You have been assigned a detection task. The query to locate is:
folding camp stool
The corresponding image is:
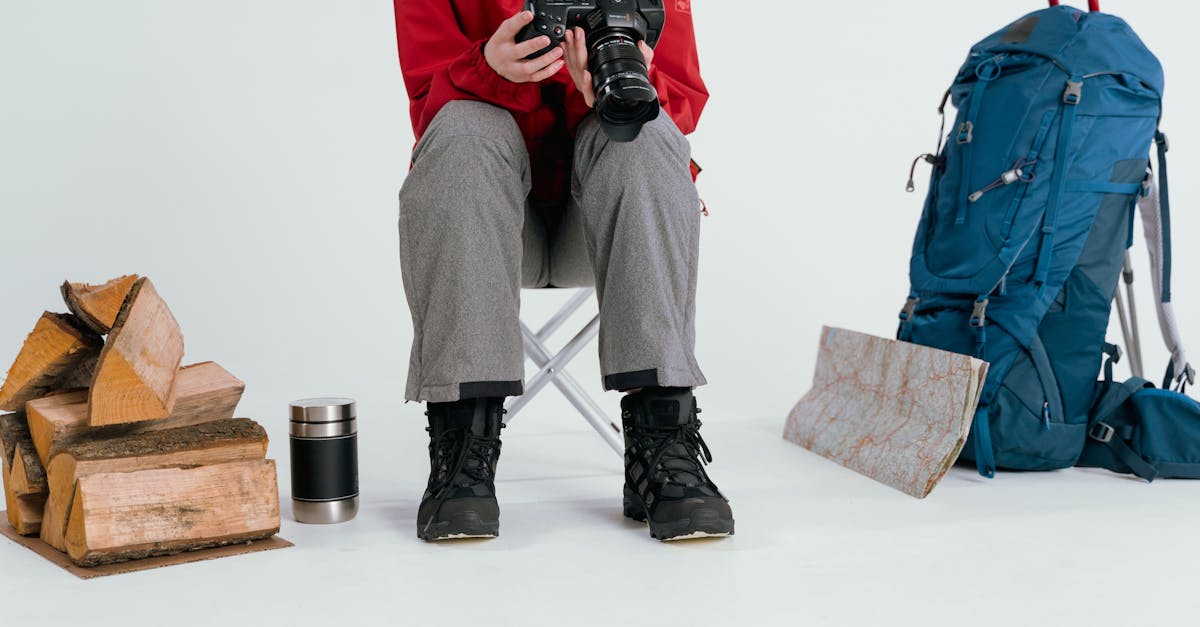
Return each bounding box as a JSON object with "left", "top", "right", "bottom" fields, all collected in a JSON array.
[{"left": 502, "top": 288, "right": 624, "bottom": 456}]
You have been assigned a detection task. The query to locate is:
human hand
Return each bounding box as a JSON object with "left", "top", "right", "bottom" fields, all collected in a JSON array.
[
  {"left": 563, "top": 27, "right": 654, "bottom": 108},
  {"left": 484, "top": 11, "right": 565, "bottom": 83}
]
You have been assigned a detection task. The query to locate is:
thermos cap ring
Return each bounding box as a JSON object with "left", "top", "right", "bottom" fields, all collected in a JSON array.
[{"left": 290, "top": 397, "right": 356, "bottom": 423}]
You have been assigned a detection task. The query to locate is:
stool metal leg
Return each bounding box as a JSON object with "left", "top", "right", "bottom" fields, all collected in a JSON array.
[
  {"left": 516, "top": 321, "right": 622, "bottom": 453},
  {"left": 535, "top": 289, "right": 594, "bottom": 341},
  {"left": 504, "top": 293, "right": 624, "bottom": 455}
]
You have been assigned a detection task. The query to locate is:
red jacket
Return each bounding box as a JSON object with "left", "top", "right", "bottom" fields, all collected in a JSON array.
[{"left": 393, "top": 0, "right": 708, "bottom": 202}]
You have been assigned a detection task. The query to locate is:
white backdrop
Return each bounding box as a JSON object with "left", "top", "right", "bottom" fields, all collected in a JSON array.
[
  {"left": 0, "top": 2, "right": 1198, "bottom": 622},
  {"left": 1, "top": 1, "right": 1194, "bottom": 426}
]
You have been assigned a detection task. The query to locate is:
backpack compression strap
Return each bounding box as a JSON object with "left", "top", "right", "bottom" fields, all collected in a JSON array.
[{"left": 1138, "top": 132, "right": 1196, "bottom": 392}]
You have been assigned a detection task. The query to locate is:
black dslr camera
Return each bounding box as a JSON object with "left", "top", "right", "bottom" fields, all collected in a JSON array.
[{"left": 518, "top": 0, "right": 666, "bottom": 142}]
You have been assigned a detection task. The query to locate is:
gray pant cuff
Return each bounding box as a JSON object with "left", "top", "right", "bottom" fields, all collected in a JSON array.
[
  {"left": 406, "top": 380, "right": 524, "bottom": 404},
  {"left": 603, "top": 367, "right": 708, "bottom": 392}
]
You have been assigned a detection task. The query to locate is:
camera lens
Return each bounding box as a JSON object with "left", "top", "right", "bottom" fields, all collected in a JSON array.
[{"left": 588, "top": 33, "right": 660, "bottom": 142}]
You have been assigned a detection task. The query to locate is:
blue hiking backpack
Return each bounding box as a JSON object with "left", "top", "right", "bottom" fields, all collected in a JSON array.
[{"left": 898, "top": 1, "right": 1197, "bottom": 479}]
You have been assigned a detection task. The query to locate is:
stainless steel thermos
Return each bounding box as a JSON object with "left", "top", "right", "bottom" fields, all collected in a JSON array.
[{"left": 289, "top": 397, "right": 359, "bottom": 524}]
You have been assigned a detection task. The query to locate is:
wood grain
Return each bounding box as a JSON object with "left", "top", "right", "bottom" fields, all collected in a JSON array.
[
  {"left": 0, "top": 312, "right": 102, "bottom": 411},
  {"left": 41, "top": 418, "right": 267, "bottom": 551},
  {"left": 27, "top": 361, "right": 244, "bottom": 466},
  {"left": 61, "top": 275, "right": 140, "bottom": 335},
  {"left": 65, "top": 459, "right": 280, "bottom": 567},
  {"left": 4, "top": 487, "right": 45, "bottom": 536},
  {"left": 88, "top": 278, "right": 185, "bottom": 426}
]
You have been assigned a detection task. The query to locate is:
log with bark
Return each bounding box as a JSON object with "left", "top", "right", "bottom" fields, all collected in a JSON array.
[
  {"left": 26, "top": 361, "right": 245, "bottom": 466},
  {"left": 2, "top": 413, "right": 48, "bottom": 536},
  {"left": 9, "top": 441, "right": 47, "bottom": 497},
  {"left": 0, "top": 412, "right": 26, "bottom": 468},
  {"left": 64, "top": 459, "right": 280, "bottom": 566},
  {"left": 1, "top": 412, "right": 47, "bottom": 496},
  {"left": 40, "top": 418, "right": 268, "bottom": 551},
  {"left": 60, "top": 275, "right": 140, "bottom": 335},
  {"left": 0, "top": 313, "right": 102, "bottom": 412},
  {"left": 88, "top": 277, "right": 185, "bottom": 426}
]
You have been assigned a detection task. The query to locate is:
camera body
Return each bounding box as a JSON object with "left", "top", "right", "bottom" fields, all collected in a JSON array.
[
  {"left": 518, "top": 0, "right": 667, "bottom": 142},
  {"left": 519, "top": 0, "right": 665, "bottom": 57}
]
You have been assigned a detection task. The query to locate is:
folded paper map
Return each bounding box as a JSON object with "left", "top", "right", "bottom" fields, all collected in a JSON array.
[{"left": 783, "top": 327, "right": 988, "bottom": 498}]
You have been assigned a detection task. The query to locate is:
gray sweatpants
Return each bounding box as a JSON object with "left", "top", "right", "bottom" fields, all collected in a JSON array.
[{"left": 398, "top": 100, "right": 705, "bottom": 403}]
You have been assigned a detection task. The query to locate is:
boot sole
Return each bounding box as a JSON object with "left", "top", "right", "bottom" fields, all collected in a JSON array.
[
  {"left": 623, "top": 493, "right": 735, "bottom": 541},
  {"left": 417, "top": 510, "right": 499, "bottom": 542}
]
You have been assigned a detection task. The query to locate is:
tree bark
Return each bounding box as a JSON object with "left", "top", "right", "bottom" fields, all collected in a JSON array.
[{"left": 60, "top": 275, "right": 140, "bottom": 335}]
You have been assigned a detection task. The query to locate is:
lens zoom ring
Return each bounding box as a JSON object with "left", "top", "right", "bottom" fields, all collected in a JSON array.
[{"left": 591, "top": 37, "right": 645, "bottom": 71}]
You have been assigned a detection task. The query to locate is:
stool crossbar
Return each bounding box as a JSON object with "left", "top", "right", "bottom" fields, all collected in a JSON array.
[{"left": 502, "top": 288, "right": 624, "bottom": 455}]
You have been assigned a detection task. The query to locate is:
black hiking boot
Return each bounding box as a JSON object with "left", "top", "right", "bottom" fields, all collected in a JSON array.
[
  {"left": 621, "top": 388, "right": 734, "bottom": 541},
  {"left": 417, "top": 397, "right": 504, "bottom": 541}
]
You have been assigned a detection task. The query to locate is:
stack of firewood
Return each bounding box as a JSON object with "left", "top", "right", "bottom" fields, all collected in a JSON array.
[{"left": 0, "top": 275, "right": 280, "bottom": 567}]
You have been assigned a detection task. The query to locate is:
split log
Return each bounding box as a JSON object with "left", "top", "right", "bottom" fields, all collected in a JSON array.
[
  {"left": 4, "top": 485, "right": 45, "bottom": 536},
  {"left": 65, "top": 459, "right": 280, "bottom": 567},
  {"left": 41, "top": 418, "right": 268, "bottom": 551},
  {"left": 27, "top": 361, "right": 244, "bottom": 466},
  {"left": 61, "top": 275, "right": 140, "bottom": 334},
  {"left": 23, "top": 391, "right": 87, "bottom": 467},
  {"left": 0, "top": 412, "right": 26, "bottom": 468},
  {"left": 0, "top": 412, "right": 47, "bottom": 497},
  {"left": 88, "top": 277, "right": 185, "bottom": 426},
  {"left": 0, "top": 312, "right": 102, "bottom": 411},
  {"left": 9, "top": 441, "right": 47, "bottom": 496},
  {"left": 2, "top": 414, "right": 46, "bottom": 536}
]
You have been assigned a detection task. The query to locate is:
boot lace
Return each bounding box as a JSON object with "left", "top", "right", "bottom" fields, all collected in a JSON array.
[
  {"left": 422, "top": 419, "right": 504, "bottom": 537},
  {"left": 426, "top": 425, "right": 503, "bottom": 495},
  {"left": 628, "top": 411, "right": 715, "bottom": 490}
]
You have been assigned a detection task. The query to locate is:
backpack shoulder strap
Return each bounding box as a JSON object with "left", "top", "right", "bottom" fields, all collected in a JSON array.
[{"left": 1138, "top": 131, "right": 1196, "bottom": 392}]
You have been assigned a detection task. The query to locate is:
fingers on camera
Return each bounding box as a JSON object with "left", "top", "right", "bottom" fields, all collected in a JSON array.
[
  {"left": 529, "top": 59, "right": 565, "bottom": 82},
  {"left": 514, "top": 35, "right": 552, "bottom": 58},
  {"left": 499, "top": 10, "right": 534, "bottom": 39},
  {"left": 523, "top": 48, "right": 565, "bottom": 81}
]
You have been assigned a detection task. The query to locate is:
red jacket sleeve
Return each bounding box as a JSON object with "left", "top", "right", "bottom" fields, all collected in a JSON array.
[
  {"left": 647, "top": 3, "right": 708, "bottom": 135},
  {"left": 394, "top": 1, "right": 543, "bottom": 140}
]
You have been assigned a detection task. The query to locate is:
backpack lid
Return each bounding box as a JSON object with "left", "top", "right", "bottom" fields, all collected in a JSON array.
[{"left": 967, "top": 6, "right": 1163, "bottom": 97}]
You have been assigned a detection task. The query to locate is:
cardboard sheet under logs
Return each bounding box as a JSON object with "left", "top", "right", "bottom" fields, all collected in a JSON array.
[
  {"left": 783, "top": 327, "right": 989, "bottom": 498},
  {"left": 0, "top": 522, "right": 292, "bottom": 579}
]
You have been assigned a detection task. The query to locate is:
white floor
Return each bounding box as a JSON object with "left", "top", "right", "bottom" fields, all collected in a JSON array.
[{"left": 3, "top": 390, "right": 1198, "bottom": 627}]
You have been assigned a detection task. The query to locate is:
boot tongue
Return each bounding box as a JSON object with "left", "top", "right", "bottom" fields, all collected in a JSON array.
[
  {"left": 626, "top": 390, "right": 694, "bottom": 428},
  {"left": 432, "top": 398, "right": 499, "bottom": 437}
]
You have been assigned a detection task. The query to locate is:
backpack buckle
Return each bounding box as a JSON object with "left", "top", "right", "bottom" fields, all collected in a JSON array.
[
  {"left": 969, "top": 298, "right": 989, "bottom": 328},
  {"left": 1089, "top": 421, "right": 1116, "bottom": 444},
  {"left": 898, "top": 297, "right": 920, "bottom": 322},
  {"left": 1063, "top": 80, "right": 1083, "bottom": 105},
  {"left": 956, "top": 121, "right": 974, "bottom": 144}
]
